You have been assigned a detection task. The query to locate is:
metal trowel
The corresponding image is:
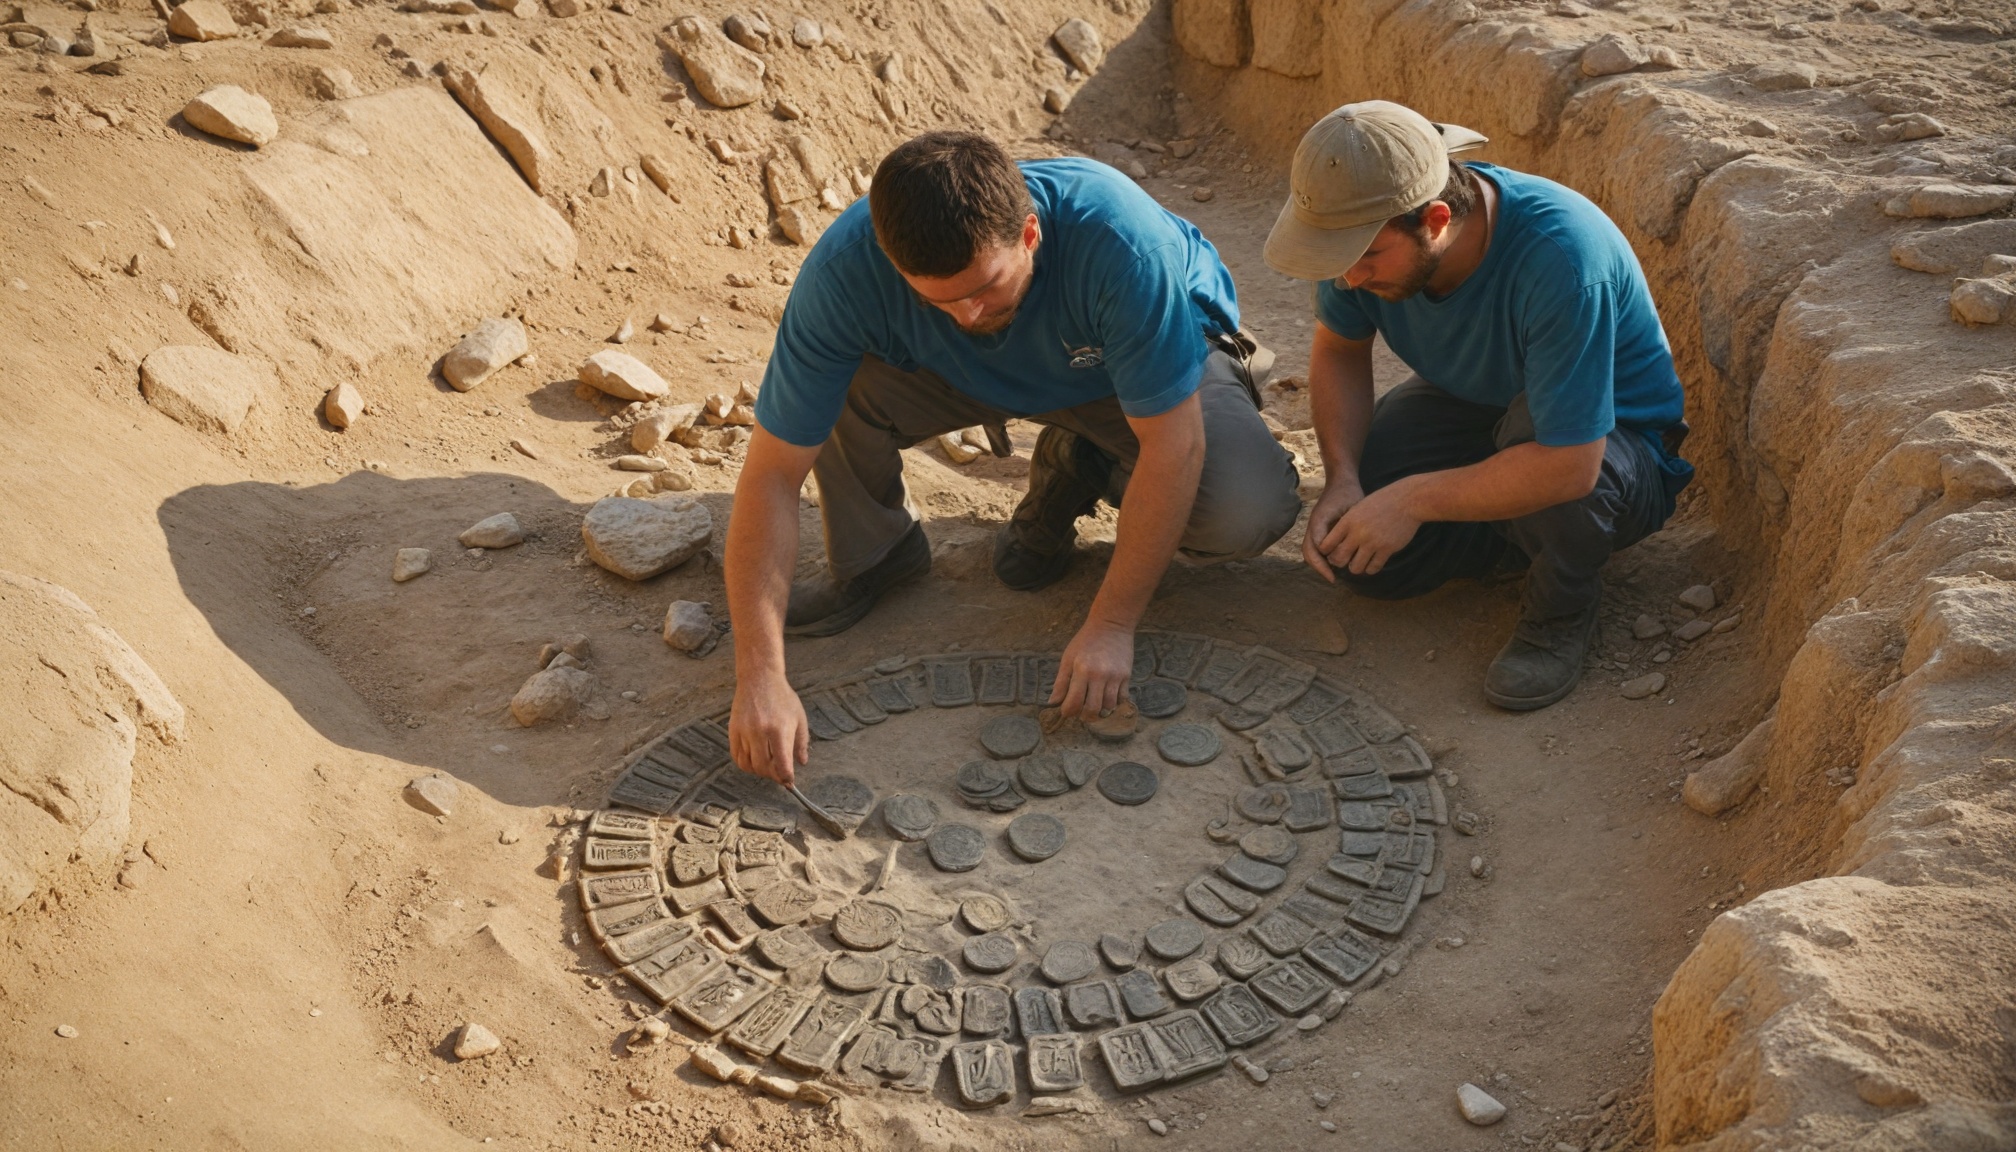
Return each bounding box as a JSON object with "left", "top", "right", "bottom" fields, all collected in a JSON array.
[{"left": 787, "top": 782, "right": 850, "bottom": 840}]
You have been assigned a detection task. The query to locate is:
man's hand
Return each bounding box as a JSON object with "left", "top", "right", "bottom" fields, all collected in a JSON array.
[
  {"left": 1319, "top": 479, "right": 1423, "bottom": 577},
  {"left": 1049, "top": 619, "right": 1135, "bottom": 719},
  {"left": 729, "top": 669, "right": 809, "bottom": 786},
  {"left": 1301, "top": 478, "right": 1366, "bottom": 582}
]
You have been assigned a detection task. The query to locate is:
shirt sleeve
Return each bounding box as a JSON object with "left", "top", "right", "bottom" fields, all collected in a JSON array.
[
  {"left": 1094, "top": 242, "right": 1211, "bottom": 419},
  {"left": 1314, "top": 279, "right": 1377, "bottom": 340},
  {"left": 754, "top": 264, "right": 874, "bottom": 448},
  {"left": 1520, "top": 280, "right": 1618, "bottom": 448}
]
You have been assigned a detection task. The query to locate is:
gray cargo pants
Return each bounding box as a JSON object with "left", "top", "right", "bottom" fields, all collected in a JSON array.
[{"left": 811, "top": 349, "right": 1305, "bottom": 581}]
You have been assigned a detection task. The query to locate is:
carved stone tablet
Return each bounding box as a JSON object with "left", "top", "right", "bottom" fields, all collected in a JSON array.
[
  {"left": 1334, "top": 770, "right": 1396, "bottom": 801},
  {"left": 962, "top": 933, "right": 1018, "bottom": 974},
  {"left": 1144, "top": 917, "right": 1205, "bottom": 961},
  {"left": 963, "top": 985, "right": 1012, "bottom": 1037},
  {"left": 1287, "top": 677, "right": 1347, "bottom": 725},
  {"left": 1026, "top": 1033, "right": 1084, "bottom": 1093},
  {"left": 589, "top": 897, "right": 673, "bottom": 943},
  {"left": 1216, "top": 935, "right": 1270, "bottom": 980},
  {"left": 1016, "top": 753, "right": 1070, "bottom": 797},
  {"left": 671, "top": 965, "right": 769, "bottom": 1033},
  {"left": 604, "top": 917, "right": 693, "bottom": 967},
  {"left": 707, "top": 900, "right": 761, "bottom": 945},
  {"left": 609, "top": 775, "right": 683, "bottom": 814},
  {"left": 1157, "top": 723, "right": 1222, "bottom": 766},
  {"left": 1303, "top": 926, "right": 1383, "bottom": 984},
  {"left": 1116, "top": 968, "right": 1171, "bottom": 1019},
  {"left": 1256, "top": 730, "right": 1314, "bottom": 774},
  {"left": 1007, "top": 812, "right": 1067, "bottom": 862},
  {"left": 802, "top": 692, "right": 858, "bottom": 741},
  {"left": 1283, "top": 784, "right": 1334, "bottom": 833},
  {"left": 623, "top": 934, "right": 719, "bottom": 1002},
  {"left": 727, "top": 986, "right": 814, "bottom": 1057},
  {"left": 1131, "top": 677, "right": 1188, "bottom": 719},
  {"left": 914, "top": 989, "right": 962, "bottom": 1036},
  {"left": 881, "top": 793, "right": 940, "bottom": 841},
  {"left": 669, "top": 843, "right": 720, "bottom": 885},
  {"left": 1100, "top": 933, "right": 1139, "bottom": 971},
  {"left": 866, "top": 676, "right": 917, "bottom": 715},
  {"left": 1096, "top": 761, "right": 1158, "bottom": 806},
  {"left": 1235, "top": 783, "right": 1290, "bottom": 823},
  {"left": 1281, "top": 891, "right": 1351, "bottom": 933},
  {"left": 677, "top": 820, "right": 723, "bottom": 845},
  {"left": 1182, "top": 875, "right": 1256, "bottom": 927},
  {"left": 1217, "top": 651, "right": 1286, "bottom": 704},
  {"left": 929, "top": 657, "right": 975, "bottom": 707},
  {"left": 583, "top": 836, "right": 654, "bottom": 871},
  {"left": 1219, "top": 706, "right": 1269, "bottom": 731},
  {"left": 960, "top": 894, "right": 1012, "bottom": 934},
  {"left": 1156, "top": 633, "right": 1212, "bottom": 682},
  {"left": 579, "top": 869, "right": 660, "bottom": 909},
  {"left": 833, "top": 901, "right": 903, "bottom": 951},
  {"left": 1041, "top": 939, "right": 1099, "bottom": 984},
  {"left": 1200, "top": 982, "right": 1280, "bottom": 1047},
  {"left": 825, "top": 951, "right": 888, "bottom": 993},
  {"left": 1304, "top": 710, "right": 1368, "bottom": 758},
  {"left": 740, "top": 805, "right": 796, "bottom": 834},
  {"left": 1194, "top": 646, "right": 1247, "bottom": 696},
  {"left": 750, "top": 879, "right": 820, "bottom": 927},
  {"left": 1065, "top": 979, "right": 1122, "bottom": 1029},
  {"left": 1239, "top": 825, "right": 1298, "bottom": 866},
  {"left": 979, "top": 714, "right": 1041, "bottom": 759},
  {"left": 1340, "top": 829, "right": 1386, "bottom": 856},
  {"left": 1250, "top": 958, "right": 1332, "bottom": 1015},
  {"left": 1059, "top": 750, "right": 1101, "bottom": 788},
  {"left": 1014, "top": 986, "right": 1065, "bottom": 1037},
  {"left": 588, "top": 809, "right": 655, "bottom": 840},
  {"left": 1163, "top": 956, "right": 1222, "bottom": 1002},
  {"left": 754, "top": 924, "right": 826, "bottom": 970},
  {"left": 927, "top": 824, "right": 987, "bottom": 872},
  {"left": 1150, "top": 1009, "right": 1229, "bottom": 1079},
  {"left": 908, "top": 953, "right": 959, "bottom": 990},
  {"left": 801, "top": 774, "right": 875, "bottom": 828},
  {"left": 976, "top": 658, "right": 1019, "bottom": 706},
  {"left": 777, "top": 995, "right": 869, "bottom": 1074},
  {"left": 1018, "top": 655, "right": 1045, "bottom": 706},
  {"left": 836, "top": 682, "right": 888, "bottom": 726},
  {"left": 1250, "top": 908, "right": 1317, "bottom": 956},
  {"left": 1347, "top": 873, "right": 1424, "bottom": 937},
  {"left": 952, "top": 1039, "right": 1015, "bottom": 1106},
  {"left": 1219, "top": 853, "right": 1288, "bottom": 893},
  {"left": 839, "top": 1024, "right": 899, "bottom": 1085},
  {"left": 736, "top": 829, "right": 788, "bottom": 869}
]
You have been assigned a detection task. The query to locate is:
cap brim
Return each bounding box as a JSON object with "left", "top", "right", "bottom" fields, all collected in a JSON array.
[
  {"left": 1438, "top": 122, "right": 1489, "bottom": 154},
  {"left": 1262, "top": 196, "right": 1384, "bottom": 282}
]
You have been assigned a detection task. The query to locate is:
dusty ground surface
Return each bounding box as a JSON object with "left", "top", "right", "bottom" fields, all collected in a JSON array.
[{"left": 1, "top": 0, "right": 2011, "bottom": 1148}]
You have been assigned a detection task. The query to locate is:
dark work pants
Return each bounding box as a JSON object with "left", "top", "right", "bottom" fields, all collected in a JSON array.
[{"left": 1337, "top": 377, "right": 1683, "bottom": 620}]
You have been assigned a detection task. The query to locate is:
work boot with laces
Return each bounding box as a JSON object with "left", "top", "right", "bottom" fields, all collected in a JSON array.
[
  {"left": 784, "top": 521, "right": 932, "bottom": 637},
  {"left": 1482, "top": 592, "right": 1600, "bottom": 711},
  {"left": 992, "top": 427, "right": 1111, "bottom": 592}
]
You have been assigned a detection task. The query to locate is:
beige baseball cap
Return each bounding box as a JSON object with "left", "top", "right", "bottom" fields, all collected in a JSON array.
[{"left": 1263, "top": 100, "right": 1489, "bottom": 281}]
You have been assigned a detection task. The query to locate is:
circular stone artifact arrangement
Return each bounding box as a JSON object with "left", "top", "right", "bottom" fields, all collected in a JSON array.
[{"left": 569, "top": 637, "right": 1449, "bottom": 1109}]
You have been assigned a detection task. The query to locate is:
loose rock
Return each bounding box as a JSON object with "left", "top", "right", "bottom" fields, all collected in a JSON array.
[
  {"left": 578, "top": 351, "right": 671, "bottom": 402},
  {"left": 312, "top": 66, "right": 361, "bottom": 99},
  {"left": 1674, "top": 618, "right": 1713, "bottom": 642},
  {"left": 580, "top": 496, "right": 713, "bottom": 580},
  {"left": 1051, "top": 18, "right": 1103, "bottom": 74},
  {"left": 442, "top": 66, "right": 552, "bottom": 192},
  {"left": 391, "top": 548, "right": 432, "bottom": 582},
  {"left": 1886, "top": 184, "right": 2016, "bottom": 221},
  {"left": 182, "top": 85, "right": 279, "bottom": 147},
  {"left": 1579, "top": 33, "right": 1646, "bottom": 77},
  {"left": 1876, "top": 113, "right": 1945, "bottom": 142},
  {"left": 662, "top": 600, "right": 713, "bottom": 651},
  {"left": 1952, "top": 275, "right": 2016, "bottom": 326},
  {"left": 1676, "top": 584, "right": 1716, "bottom": 611},
  {"left": 459, "top": 513, "right": 524, "bottom": 549},
  {"left": 632, "top": 402, "right": 703, "bottom": 452},
  {"left": 267, "top": 25, "right": 333, "bottom": 48},
  {"left": 405, "top": 773, "right": 458, "bottom": 816},
  {"left": 1743, "top": 61, "right": 1815, "bottom": 91},
  {"left": 453, "top": 1022, "right": 501, "bottom": 1059},
  {"left": 659, "top": 16, "right": 766, "bottom": 108},
  {"left": 1631, "top": 613, "right": 1666, "bottom": 640},
  {"left": 1620, "top": 672, "right": 1667, "bottom": 700},
  {"left": 615, "top": 454, "right": 668, "bottom": 472},
  {"left": 511, "top": 665, "right": 594, "bottom": 725},
  {"left": 443, "top": 318, "right": 528, "bottom": 391},
  {"left": 168, "top": 0, "right": 237, "bottom": 41},
  {"left": 1457, "top": 1082, "right": 1506, "bottom": 1125},
  {"left": 324, "top": 381, "right": 363, "bottom": 429},
  {"left": 141, "top": 345, "right": 275, "bottom": 435}
]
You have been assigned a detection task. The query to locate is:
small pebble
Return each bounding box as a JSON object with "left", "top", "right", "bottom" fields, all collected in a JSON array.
[
  {"left": 611, "top": 318, "right": 634, "bottom": 343},
  {"left": 55, "top": 1024, "right": 78, "bottom": 1038},
  {"left": 1312, "top": 1090, "right": 1334, "bottom": 1108},
  {"left": 1457, "top": 1082, "right": 1507, "bottom": 1126},
  {"left": 1470, "top": 854, "right": 1486, "bottom": 877},
  {"left": 1147, "top": 1118, "right": 1169, "bottom": 1136},
  {"left": 1320, "top": 1120, "right": 1337, "bottom": 1132},
  {"left": 1297, "top": 1013, "right": 1323, "bottom": 1031}
]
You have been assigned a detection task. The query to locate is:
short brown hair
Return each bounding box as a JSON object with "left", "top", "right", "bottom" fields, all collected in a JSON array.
[
  {"left": 870, "top": 131, "right": 1034, "bottom": 277},
  {"left": 1395, "top": 160, "right": 1479, "bottom": 232}
]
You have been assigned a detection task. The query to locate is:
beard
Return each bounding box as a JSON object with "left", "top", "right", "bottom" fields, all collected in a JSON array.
[
  {"left": 1361, "top": 235, "right": 1441, "bottom": 302},
  {"left": 958, "top": 302, "right": 1021, "bottom": 335}
]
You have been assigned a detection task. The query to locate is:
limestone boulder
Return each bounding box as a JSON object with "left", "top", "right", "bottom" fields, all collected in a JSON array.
[
  {"left": 168, "top": 0, "right": 237, "bottom": 41},
  {"left": 510, "top": 664, "right": 595, "bottom": 725},
  {"left": 1950, "top": 275, "right": 2016, "bottom": 326},
  {"left": 441, "top": 66, "right": 552, "bottom": 193},
  {"left": 183, "top": 85, "right": 279, "bottom": 147},
  {"left": 578, "top": 350, "right": 670, "bottom": 402},
  {"left": 1580, "top": 33, "right": 1647, "bottom": 77},
  {"left": 0, "top": 571, "right": 184, "bottom": 916},
  {"left": 1051, "top": 18, "right": 1103, "bottom": 74},
  {"left": 581, "top": 496, "right": 712, "bottom": 580},
  {"left": 659, "top": 16, "right": 766, "bottom": 108},
  {"left": 442, "top": 317, "right": 528, "bottom": 391},
  {"left": 1884, "top": 183, "right": 2016, "bottom": 221},
  {"left": 140, "top": 345, "right": 275, "bottom": 435}
]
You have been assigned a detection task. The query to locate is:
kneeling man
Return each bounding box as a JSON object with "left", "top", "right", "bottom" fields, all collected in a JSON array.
[
  {"left": 728, "top": 131, "right": 1302, "bottom": 780},
  {"left": 1267, "top": 101, "right": 1694, "bottom": 710}
]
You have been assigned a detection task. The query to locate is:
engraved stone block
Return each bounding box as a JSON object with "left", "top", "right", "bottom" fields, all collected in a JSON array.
[
  {"left": 1100, "top": 932, "right": 1139, "bottom": 970},
  {"left": 976, "top": 657, "right": 1019, "bottom": 705},
  {"left": 952, "top": 1039, "right": 1015, "bottom": 1106},
  {"left": 1337, "top": 801, "right": 1392, "bottom": 832},
  {"left": 1156, "top": 633, "right": 1212, "bottom": 682},
  {"left": 623, "top": 936, "right": 720, "bottom": 1003},
  {"left": 1026, "top": 1032, "right": 1084, "bottom": 1093},
  {"left": 1014, "top": 985, "right": 1065, "bottom": 1037},
  {"left": 609, "top": 774, "right": 684, "bottom": 815},
  {"left": 1346, "top": 873, "right": 1423, "bottom": 937},
  {"left": 1116, "top": 968, "right": 1171, "bottom": 1019},
  {"left": 801, "top": 691, "right": 859, "bottom": 740},
  {"left": 1246, "top": 663, "right": 1317, "bottom": 716},
  {"left": 707, "top": 900, "right": 761, "bottom": 945},
  {"left": 754, "top": 925, "right": 826, "bottom": 970},
  {"left": 1065, "top": 979, "right": 1123, "bottom": 1028},
  {"left": 588, "top": 809, "right": 655, "bottom": 840},
  {"left": 1018, "top": 654, "right": 1045, "bottom": 706},
  {"left": 963, "top": 932, "right": 1017, "bottom": 974},
  {"left": 963, "top": 984, "right": 1012, "bottom": 1036},
  {"left": 1150, "top": 1009, "right": 1229, "bottom": 1079},
  {"left": 668, "top": 720, "right": 732, "bottom": 770},
  {"left": 1281, "top": 891, "right": 1351, "bottom": 933},
  {"left": 1239, "top": 825, "right": 1298, "bottom": 866},
  {"left": 1163, "top": 956, "right": 1222, "bottom": 1001},
  {"left": 1287, "top": 677, "right": 1347, "bottom": 724},
  {"left": 1251, "top": 958, "right": 1332, "bottom": 1015},
  {"left": 1200, "top": 982, "right": 1280, "bottom": 1047},
  {"left": 604, "top": 917, "right": 693, "bottom": 966},
  {"left": 589, "top": 896, "right": 674, "bottom": 943},
  {"left": 670, "top": 843, "right": 721, "bottom": 884},
  {"left": 1339, "top": 829, "right": 1386, "bottom": 856},
  {"left": 838, "top": 1024, "right": 899, "bottom": 1085},
  {"left": 1302, "top": 926, "right": 1383, "bottom": 984},
  {"left": 1216, "top": 651, "right": 1285, "bottom": 704},
  {"left": 777, "top": 995, "right": 869, "bottom": 1073},
  {"left": 1385, "top": 828, "right": 1435, "bottom": 873},
  {"left": 1304, "top": 711, "right": 1368, "bottom": 757},
  {"left": 583, "top": 836, "right": 655, "bottom": 871},
  {"left": 1098, "top": 1022, "right": 1169, "bottom": 1090},
  {"left": 866, "top": 675, "right": 917, "bottom": 715},
  {"left": 960, "top": 894, "right": 1011, "bottom": 933},
  {"left": 825, "top": 950, "right": 887, "bottom": 993},
  {"left": 929, "top": 657, "right": 975, "bottom": 707},
  {"left": 1373, "top": 736, "right": 1434, "bottom": 779},
  {"left": 1256, "top": 730, "right": 1313, "bottom": 775},
  {"left": 1183, "top": 876, "right": 1246, "bottom": 927},
  {"left": 1215, "top": 935, "right": 1270, "bottom": 980},
  {"left": 1219, "top": 853, "right": 1288, "bottom": 893},
  {"left": 800, "top": 774, "right": 875, "bottom": 828},
  {"left": 741, "top": 805, "right": 797, "bottom": 835},
  {"left": 736, "top": 829, "right": 789, "bottom": 868},
  {"left": 1327, "top": 852, "right": 1382, "bottom": 886},
  {"left": 667, "top": 876, "right": 729, "bottom": 916},
  {"left": 1338, "top": 694, "right": 1406, "bottom": 743},
  {"left": 833, "top": 900, "right": 903, "bottom": 951},
  {"left": 728, "top": 986, "right": 814, "bottom": 1056},
  {"left": 1194, "top": 646, "right": 1247, "bottom": 696},
  {"left": 1249, "top": 908, "right": 1317, "bottom": 956},
  {"left": 579, "top": 869, "right": 660, "bottom": 909},
  {"left": 1303, "top": 872, "right": 1361, "bottom": 907},
  {"left": 750, "top": 879, "right": 820, "bottom": 927},
  {"left": 671, "top": 964, "right": 770, "bottom": 1033},
  {"left": 980, "top": 714, "right": 1042, "bottom": 759},
  {"left": 835, "top": 681, "right": 888, "bottom": 725},
  {"left": 907, "top": 954, "right": 959, "bottom": 990},
  {"left": 1145, "top": 917, "right": 1205, "bottom": 961},
  {"left": 914, "top": 988, "right": 961, "bottom": 1035},
  {"left": 1236, "top": 783, "right": 1290, "bottom": 823},
  {"left": 1283, "top": 784, "right": 1334, "bottom": 832},
  {"left": 1333, "top": 769, "right": 1396, "bottom": 801}
]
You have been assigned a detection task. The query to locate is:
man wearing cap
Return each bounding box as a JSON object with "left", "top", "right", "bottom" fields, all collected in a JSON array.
[
  {"left": 724, "top": 131, "right": 1303, "bottom": 782},
  {"left": 1267, "top": 101, "right": 1693, "bottom": 710}
]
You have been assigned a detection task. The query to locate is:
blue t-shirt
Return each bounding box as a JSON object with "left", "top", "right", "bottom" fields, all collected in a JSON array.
[
  {"left": 756, "top": 158, "right": 1240, "bottom": 447},
  {"left": 1316, "top": 163, "right": 1686, "bottom": 459}
]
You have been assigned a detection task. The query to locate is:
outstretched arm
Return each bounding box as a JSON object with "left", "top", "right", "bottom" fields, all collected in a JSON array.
[{"left": 724, "top": 427, "right": 823, "bottom": 785}]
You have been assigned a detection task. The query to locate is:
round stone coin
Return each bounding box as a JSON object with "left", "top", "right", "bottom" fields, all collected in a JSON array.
[
  {"left": 962, "top": 932, "right": 1018, "bottom": 974},
  {"left": 1006, "top": 812, "right": 1066, "bottom": 861},
  {"left": 1097, "top": 760, "right": 1159, "bottom": 806},
  {"left": 881, "top": 793, "right": 940, "bottom": 842},
  {"left": 1131, "top": 677, "right": 1188, "bottom": 718},
  {"left": 955, "top": 760, "right": 1010, "bottom": 800},
  {"left": 1040, "top": 939, "right": 1099, "bottom": 984},
  {"left": 825, "top": 950, "right": 887, "bottom": 993},
  {"left": 1017, "top": 753, "right": 1070, "bottom": 797},
  {"left": 960, "top": 894, "right": 1012, "bottom": 933},
  {"left": 1218, "top": 706, "right": 1269, "bottom": 731},
  {"left": 1157, "top": 723, "right": 1222, "bottom": 766},
  {"left": 979, "top": 714, "right": 1042, "bottom": 759},
  {"left": 801, "top": 773, "right": 875, "bottom": 819},
  {"left": 832, "top": 900, "right": 903, "bottom": 951},
  {"left": 1144, "top": 916, "right": 1205, "bottom": 961},
  {"left": 1239, "top": 825, "right": 1299, "bottom": 866},
  {"left": 926, "top": 823, "right": 987, "bottom": 872},
  {"left": 1059, "top": 750, "right": 1101, "bottom": 789}
]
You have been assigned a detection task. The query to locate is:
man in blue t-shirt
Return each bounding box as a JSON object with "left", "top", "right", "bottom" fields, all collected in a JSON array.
[
  {"left": 725, "top": 131, "right": 1301, "bottom": 782},
  {"left": 1264, "top": 101, "right": 1693, "bottom": 711}
]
